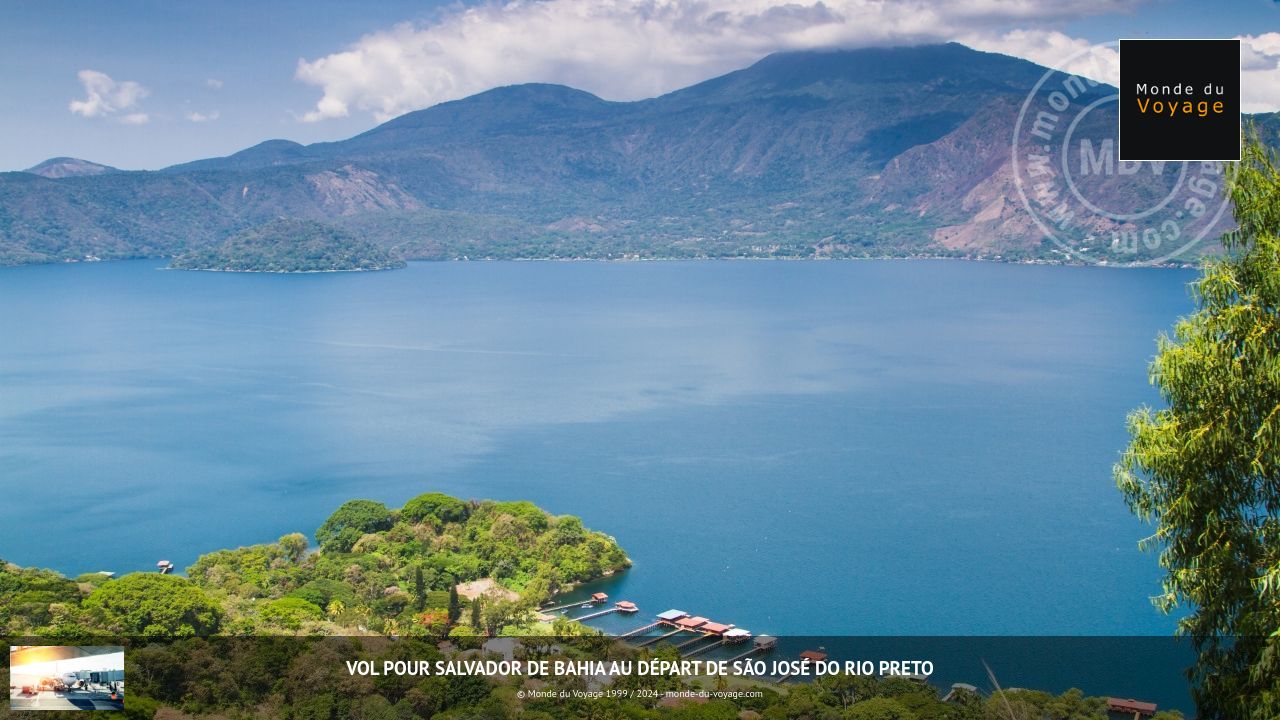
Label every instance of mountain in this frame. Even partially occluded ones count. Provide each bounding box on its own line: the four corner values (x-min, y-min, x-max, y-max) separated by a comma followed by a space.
23, 157, 119, 179
1, 44, 1273, 267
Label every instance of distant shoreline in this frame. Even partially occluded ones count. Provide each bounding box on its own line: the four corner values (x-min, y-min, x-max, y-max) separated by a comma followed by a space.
161, 265, 405, 274
0, 254, 1200, 271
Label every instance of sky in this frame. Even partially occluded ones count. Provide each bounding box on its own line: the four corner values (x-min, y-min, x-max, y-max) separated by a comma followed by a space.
1, 0, 1278, 171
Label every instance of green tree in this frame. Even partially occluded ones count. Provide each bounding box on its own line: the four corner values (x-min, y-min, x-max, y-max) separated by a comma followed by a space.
447, 582, 462, 624
401, 492, 470, 525
278, 533, 308, 563
1116, 134, 1280, 720
259, 597, 324, 630
316, 499, 393, 553
83, 574, 222, 637
327, 599, 345, 619
469, 597, 481, 631
414, 566, 426, 612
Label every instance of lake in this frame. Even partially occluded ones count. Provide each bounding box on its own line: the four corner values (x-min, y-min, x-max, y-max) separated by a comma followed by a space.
0, 259, 1193, 637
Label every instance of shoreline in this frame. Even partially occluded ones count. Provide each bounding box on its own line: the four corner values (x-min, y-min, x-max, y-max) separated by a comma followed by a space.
1, 253, 1201, 272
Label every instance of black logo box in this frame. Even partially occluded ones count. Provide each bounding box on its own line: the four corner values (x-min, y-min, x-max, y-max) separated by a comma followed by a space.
1119, 39, 1241, 162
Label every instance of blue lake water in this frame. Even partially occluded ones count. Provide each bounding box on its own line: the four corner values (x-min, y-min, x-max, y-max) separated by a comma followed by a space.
0, 259, 1193, 638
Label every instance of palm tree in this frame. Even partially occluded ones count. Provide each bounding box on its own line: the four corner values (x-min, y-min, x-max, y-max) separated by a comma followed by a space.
326, 599, 345, 619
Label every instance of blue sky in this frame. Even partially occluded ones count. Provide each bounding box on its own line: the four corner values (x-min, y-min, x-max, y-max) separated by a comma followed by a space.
2, 0, 1277, 171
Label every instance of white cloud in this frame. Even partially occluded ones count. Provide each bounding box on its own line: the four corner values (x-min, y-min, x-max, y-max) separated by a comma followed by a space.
962, 29, 1119, 85
1239, 33, 1280, 114
185, 110, 221, 122
69, 70, 150, 123
969, 33, 1280, 113
206, 78, 224, 90
294, 0, 1144, 123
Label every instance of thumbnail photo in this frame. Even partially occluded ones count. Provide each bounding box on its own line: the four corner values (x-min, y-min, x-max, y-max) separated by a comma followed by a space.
8, 646, 124, 712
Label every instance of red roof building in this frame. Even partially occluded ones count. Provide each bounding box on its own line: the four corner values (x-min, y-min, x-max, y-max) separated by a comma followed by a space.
1107, 698, 1157, 717
590, 592, 609, 602
799, 650, 828, 663
700, 621, 732, 634
675, 616, 709, 630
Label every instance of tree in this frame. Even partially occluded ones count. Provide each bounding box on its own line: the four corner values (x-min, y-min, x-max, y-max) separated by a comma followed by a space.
413, 566, 426, 612
83, 574, 222, 637
447, 582, 462, 624
401, 492, 469, 525
1116, 134, 1280, 720
278, 533, 308, 563
315, 499, 393, 553
260, 597, 324, 631
479, 595, 533, 636
415, 609, 449, 636
469, 597, 481, 631
326, 599, 345, 619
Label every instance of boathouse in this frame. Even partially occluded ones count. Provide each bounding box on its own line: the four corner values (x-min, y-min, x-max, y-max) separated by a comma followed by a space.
754, 635, 778, 650
701, 621, 732, 635
590, 592, 609, 603
615, 601, 638, 612
675, 616, 709, 630
657, 609, 688, 622
799, 650, 828, 663
723, 628, 752, 643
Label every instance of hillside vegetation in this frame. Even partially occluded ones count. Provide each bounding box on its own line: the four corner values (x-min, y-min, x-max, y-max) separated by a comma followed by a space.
170, 218, 406, 272
6, 44, 1275, 268
0, 492, 629, 638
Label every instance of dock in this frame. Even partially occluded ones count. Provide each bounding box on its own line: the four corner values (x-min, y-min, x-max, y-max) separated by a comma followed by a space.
578, 605, 763, 661
618, 621, 661, 639
728, 636, 777, 663
542, 592, 610, 614
542, 600, 595, 613
569, 601, 638, 623
572, 607, 618, 622
683, 638, 725, 658
675, 634, 713, 651
635, 628, 685, 647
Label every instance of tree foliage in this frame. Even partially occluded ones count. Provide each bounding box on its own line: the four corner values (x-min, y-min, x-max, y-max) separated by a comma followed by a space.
316, 499, 395, 553
169, 218, 406, 273
401, 492, 470, 525
82, 573, 223, 637
1117, 133, 1280, 719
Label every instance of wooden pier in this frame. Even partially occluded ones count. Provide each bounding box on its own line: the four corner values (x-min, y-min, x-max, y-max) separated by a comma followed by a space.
635, 628, 685, 647
568, 601, 638, 623
542, 599, 601, 613
573, 606, 623, 622
683, 638, 725, 658
618, 622, 661, 639
675, 634, 712, 651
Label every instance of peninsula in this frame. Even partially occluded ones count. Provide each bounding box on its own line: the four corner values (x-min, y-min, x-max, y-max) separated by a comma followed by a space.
169, 218, 406, 273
